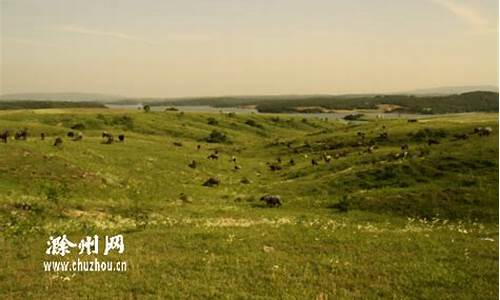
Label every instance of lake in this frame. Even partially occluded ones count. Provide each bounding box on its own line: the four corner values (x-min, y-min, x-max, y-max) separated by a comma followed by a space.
105, 104, 429, 120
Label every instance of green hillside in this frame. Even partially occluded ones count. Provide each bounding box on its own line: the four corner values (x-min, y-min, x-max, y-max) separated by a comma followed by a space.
0, 109, 498, 299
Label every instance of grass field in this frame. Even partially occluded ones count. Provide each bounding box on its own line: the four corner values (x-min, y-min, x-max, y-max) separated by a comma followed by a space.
0, 108, 498, 299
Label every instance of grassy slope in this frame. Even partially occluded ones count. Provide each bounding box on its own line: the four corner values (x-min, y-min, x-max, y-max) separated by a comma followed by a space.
0, 109, 498, 299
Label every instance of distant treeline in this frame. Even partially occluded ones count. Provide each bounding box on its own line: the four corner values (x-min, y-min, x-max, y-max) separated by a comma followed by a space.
143, 91, 498, 114
0, 101, 106, 110
253, 92, 499, 114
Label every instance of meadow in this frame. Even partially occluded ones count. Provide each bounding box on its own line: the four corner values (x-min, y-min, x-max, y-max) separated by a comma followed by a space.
0, 108, 498, 299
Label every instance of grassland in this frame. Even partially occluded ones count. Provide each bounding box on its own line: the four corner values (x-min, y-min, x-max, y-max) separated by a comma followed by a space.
0, 108, 498, 299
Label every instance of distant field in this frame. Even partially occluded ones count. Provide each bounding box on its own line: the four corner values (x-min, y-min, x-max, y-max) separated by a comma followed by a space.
0, 109, 498, 298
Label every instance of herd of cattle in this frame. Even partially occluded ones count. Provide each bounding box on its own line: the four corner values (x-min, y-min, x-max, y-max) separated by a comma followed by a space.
0, 124, 493, 207
0, 129, 125, 146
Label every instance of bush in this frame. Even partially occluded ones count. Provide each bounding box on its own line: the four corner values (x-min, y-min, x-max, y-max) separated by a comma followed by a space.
344, 114, 364, 121
207, 117, 219, 125
70, 123, 86, 130
205, 130, 230, 143
336, 196, 349, 212
111, 115, 134, 130
245, 119, 263, 129
409, 128, 448, 141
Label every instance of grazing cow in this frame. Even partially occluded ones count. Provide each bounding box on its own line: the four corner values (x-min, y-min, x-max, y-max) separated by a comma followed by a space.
207, 153, 219, 160
322, 152, 332, 162
15, 128, 28, 140
269, 164, 282, 171
0, 130, 10, 143
197, 145, 201, 150
53, 137, 63, 147
401, 144, 409, 151
234, 165, 241, 170
231, 156, 237, 163
378, 132, 388, 140
67, 131, 75, 138
393, 151, 408, 159
118, 134, 125, 142
276, 157, 282, 164
475, 127, 492, 137
311, 159, 318, 166
260, 195, 282, 207
102, 132, 114, 144
202, 177, 220, 187
188, 160, 197, 169
289, 159, 295, 166
40, 133, 45, 141
408, 119, 418, 123
428, 139, 439, 146
357, 132, 366, 139
102, 131, 113, 143
367, 145, 376, 153
173, 142, 183, 147
73, 132, 83, 141
453, 133, 468, 140
240, 177, 251, 184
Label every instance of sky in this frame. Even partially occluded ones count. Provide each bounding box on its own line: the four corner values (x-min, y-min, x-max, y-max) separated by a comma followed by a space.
1, 0, 498, 97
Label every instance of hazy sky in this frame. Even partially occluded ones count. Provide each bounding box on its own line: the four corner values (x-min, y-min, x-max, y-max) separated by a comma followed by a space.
1, 0, 498, 97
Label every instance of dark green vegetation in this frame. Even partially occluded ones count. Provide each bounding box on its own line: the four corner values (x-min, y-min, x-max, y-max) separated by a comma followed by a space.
0, 101, 106, 110
140, 91, 499, 114
0, 108, 497, 298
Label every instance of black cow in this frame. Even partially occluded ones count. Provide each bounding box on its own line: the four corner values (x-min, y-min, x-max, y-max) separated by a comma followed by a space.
207, 153, 219, 160
269, 164, 282, 171
260, 195, 282, 207
203, 177, 220, 187
188, 160, 197, 169
428, 139, 440, 146
15, 128, 28, 140
53, 137, 63, 147
0, 130, 9, 143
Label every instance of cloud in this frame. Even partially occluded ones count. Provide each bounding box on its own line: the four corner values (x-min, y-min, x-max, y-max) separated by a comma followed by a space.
56, 25, 159, 45
431, 0, 494, 33
2, 37, 61, 48
55, 25, 212, 45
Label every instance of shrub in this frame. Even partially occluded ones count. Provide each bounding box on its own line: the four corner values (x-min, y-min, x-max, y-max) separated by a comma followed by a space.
336, 196, 349, 212
410, 128, 448, 141
205, 130, 230, 143
70, 123, 86, 130
344, 114, 364, 121
111, 115, 134, 130
207, 117, 219, 125
245, 119, 263, 129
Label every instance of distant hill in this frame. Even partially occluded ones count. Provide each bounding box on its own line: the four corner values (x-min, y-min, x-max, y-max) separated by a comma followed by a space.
0, 100, 107, 110
0, 92, 126, 102
403, 85, 498, 96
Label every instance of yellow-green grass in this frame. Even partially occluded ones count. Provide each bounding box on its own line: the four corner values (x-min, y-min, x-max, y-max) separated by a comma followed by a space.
0, 109, 497, 299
